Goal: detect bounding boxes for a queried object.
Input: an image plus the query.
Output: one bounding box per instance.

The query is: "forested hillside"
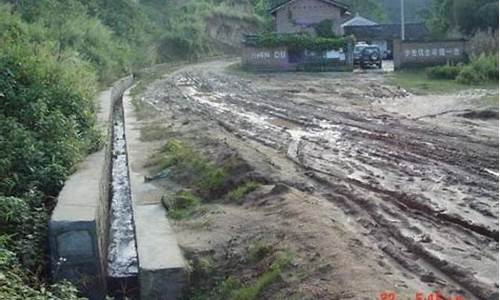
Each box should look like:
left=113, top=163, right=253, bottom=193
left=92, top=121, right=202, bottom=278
left=421, top=0, right=499, bottom=36
left=376, top=0, right=431, bottom=23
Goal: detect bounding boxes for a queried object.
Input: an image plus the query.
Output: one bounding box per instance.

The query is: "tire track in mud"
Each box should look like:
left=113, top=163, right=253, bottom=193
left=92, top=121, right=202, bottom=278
left=142, top=68, right=498, bottom=299
left=314, top=173, right=497, bottom=300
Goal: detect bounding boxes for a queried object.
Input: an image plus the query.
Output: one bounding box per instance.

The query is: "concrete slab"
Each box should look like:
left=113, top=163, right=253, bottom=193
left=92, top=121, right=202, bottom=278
left=51, top=151, right=104, bottom=222
left=134, top=204, right=186, bottom=270
left=135, top=204, right=187, bottom=300
left=122, top=86, right=188, bottom=299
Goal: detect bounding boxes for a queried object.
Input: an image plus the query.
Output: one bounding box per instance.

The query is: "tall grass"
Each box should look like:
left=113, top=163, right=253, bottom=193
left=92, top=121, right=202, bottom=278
left=423, top=53, right=498, bottom=86
left=456, top=53, right=499, bottom=84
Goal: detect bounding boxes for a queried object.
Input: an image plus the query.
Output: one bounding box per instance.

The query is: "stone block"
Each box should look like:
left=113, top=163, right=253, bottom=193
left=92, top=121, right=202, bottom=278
left=135, top=204, right=188, bottom=300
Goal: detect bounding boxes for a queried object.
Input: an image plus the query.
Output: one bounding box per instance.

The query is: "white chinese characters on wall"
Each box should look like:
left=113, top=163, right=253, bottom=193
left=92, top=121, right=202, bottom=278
left=404, top=47, right=462, bottom=58
left=251, top=50, right=287, bottom=60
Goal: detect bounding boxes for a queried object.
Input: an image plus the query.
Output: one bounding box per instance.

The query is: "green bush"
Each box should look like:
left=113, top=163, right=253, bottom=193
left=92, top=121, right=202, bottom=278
left=2, top=0, right=133, bottom=82
left=0, top=5, right=101, bottom=298
left=0, top=42, right=99, bottom=196
left=152, top=139, right=229, bottom=198
left=213, top=251, right=293, bottom=300
left=163, top=190, right=202, bottom=220
left=227, top=181, right=261, bottom=203
left=0, top=243, right=83, bottom=300
left=456, top=53, right=499, bottom=84
left=426, top=64, right=463, bottom=80
left=314, top=20, right=337, bottom=38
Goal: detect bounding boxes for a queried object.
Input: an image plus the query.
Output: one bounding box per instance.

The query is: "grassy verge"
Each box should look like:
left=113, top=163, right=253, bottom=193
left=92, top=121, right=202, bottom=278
left=147, top=139, right=262, bottom=220
left=190, top=247, right=293, bottom=300
left=162, top=190, right=202, bottom=220
left=227, top=182, right=261, bottom=204
left=153, top=140, right=229, bottom=197
left=138, top=121, right=172, bottom=142
left=387, top=69, right=498, bottom=95
left=481, top=93, right=500, bottom=106
left=215, top=251, right=292, bottom=300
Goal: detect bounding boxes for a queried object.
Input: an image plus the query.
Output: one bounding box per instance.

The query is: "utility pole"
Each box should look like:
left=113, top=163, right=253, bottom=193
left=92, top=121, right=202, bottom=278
left=401, top=0, right=405, bottom=40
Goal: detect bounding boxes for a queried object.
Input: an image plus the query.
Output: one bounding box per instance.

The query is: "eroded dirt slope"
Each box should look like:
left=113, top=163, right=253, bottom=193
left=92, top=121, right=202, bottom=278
left=136, top=60, right=499, bottom=300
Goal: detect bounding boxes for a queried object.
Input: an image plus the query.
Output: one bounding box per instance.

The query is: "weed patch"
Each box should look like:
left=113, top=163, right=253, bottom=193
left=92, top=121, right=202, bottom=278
left=426, top=64, right=463, bottom=80
left=248, top=241, right=274, bottom=264
left=481, top=94, right=499, bottom=105
left=214, top=251, right=293, bottom=300
left=456, top=53, right=499, bottom=84
left=389, top=69, right=497, bottom=94
left=393, top=53, right=499, bottom=94
left=227, top=182, right=261, bottom=204
left=150, top=139, right=230, bottom=198
left=162, top=190, right=202, bottom=220
left=139, top=121, right=172, bottom=141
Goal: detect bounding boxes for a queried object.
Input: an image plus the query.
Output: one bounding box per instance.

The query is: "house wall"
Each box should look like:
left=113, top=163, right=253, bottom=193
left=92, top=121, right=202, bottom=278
left=275, top=0, right=345, bottom=35
left=394, top=39, right=467, bottom=69
left=241, top=44, right=353, bottom=72
left=242, top=46, right=296, bottom=71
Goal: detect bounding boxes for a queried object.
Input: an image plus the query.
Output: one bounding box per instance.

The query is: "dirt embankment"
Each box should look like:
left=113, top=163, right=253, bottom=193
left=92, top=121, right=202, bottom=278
left=134, top=60, right=499, bottom=300
left=205, top=13, right=261, bottom=51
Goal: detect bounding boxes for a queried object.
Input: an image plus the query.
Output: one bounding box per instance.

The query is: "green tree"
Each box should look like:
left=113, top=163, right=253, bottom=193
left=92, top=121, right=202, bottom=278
left=344, top=0, right=387, bottom=22
left=424, top=0, right=499, bottom=36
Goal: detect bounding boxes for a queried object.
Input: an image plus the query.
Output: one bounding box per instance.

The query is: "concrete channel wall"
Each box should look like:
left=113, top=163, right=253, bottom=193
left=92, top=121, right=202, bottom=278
left=393, top=39, right=467, bottom=69
left=121, top=87, right=188, bottom=300
left=49, top=73, right=188, bottom=299
left=49, top=76, right=134, bottom=300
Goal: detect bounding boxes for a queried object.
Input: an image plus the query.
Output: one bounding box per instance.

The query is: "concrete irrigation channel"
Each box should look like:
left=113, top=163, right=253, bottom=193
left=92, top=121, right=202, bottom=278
left=107, top=98, right=139, bottom=297
left=48, top=76, right=187, bottom=300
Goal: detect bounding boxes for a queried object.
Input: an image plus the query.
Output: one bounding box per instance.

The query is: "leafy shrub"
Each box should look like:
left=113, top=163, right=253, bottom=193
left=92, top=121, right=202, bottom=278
left=0, top=42, right=99, bottom=196
left=314, top=19, right=337, bottom=38
left=227, top=181, right=261, bottom=203
left=456, top=53, right=499, bottom=84
left=0, top=193, right=48, bottom=271
left=2, top=1, right=132, bottom=82
left=0, top=5, right=102, bottom=298
left=0, top=243, right=83, bottom=300
left=426, top=64, right=463, bottom=80
left=0, top=196, right=30, bottom=226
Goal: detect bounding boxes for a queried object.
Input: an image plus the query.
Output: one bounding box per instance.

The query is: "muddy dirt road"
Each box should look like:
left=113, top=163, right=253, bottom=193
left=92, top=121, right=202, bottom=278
left=136, top=60, right=499, bottom=299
